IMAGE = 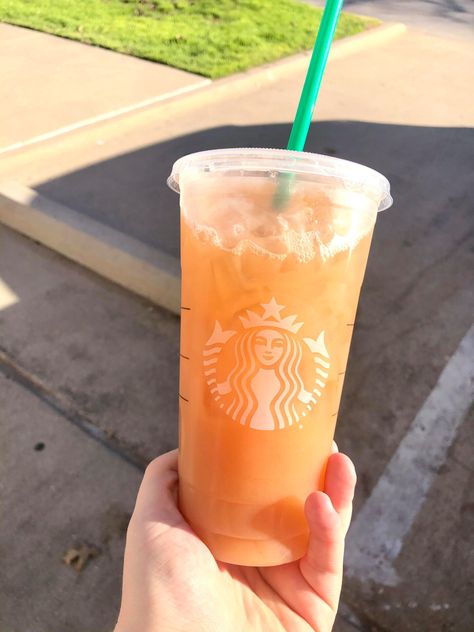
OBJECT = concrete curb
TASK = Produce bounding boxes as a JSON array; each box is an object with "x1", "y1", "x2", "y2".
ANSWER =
[
  {"x1": 149, "y1": 23, "x2": 407, "y2": 119},
  {"x1": 204, "y1": 22, "x2": 407, "y2": 95},
  {"x1": 0, "y1": 182, "x2": 181, "y2": 314}
]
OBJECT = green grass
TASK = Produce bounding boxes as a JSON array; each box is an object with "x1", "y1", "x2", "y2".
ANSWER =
[{"x1": 0, "y1": 0, "x2": 378, "y2": 78}]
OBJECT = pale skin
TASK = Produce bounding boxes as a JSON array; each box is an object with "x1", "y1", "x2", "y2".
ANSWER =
[{"x1": 115, "y1": 445, "x2": 356, "y2": 632}]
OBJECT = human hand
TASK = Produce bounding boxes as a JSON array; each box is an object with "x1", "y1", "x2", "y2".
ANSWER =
[{"x1": 115, "y1": 446, "x2": 356, "y2": 632}]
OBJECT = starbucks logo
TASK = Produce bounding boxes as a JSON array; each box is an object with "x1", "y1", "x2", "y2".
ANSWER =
[{"x1": 203, "y1": 298, "x2": 330, "y2": 431}]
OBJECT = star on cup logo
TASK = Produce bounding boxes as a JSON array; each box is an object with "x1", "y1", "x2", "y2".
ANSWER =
[{"x1": 203, "y1": 298, "x2": 330, "y2": 431}]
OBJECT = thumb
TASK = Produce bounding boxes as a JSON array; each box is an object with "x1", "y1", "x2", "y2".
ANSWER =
[{"x1": 299, "y1": 490, "x2": 345, "y2": 614}]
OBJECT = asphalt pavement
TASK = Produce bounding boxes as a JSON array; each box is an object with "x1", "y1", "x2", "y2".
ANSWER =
[
  {"x1": 307, "y1": 0, "x2": 474, "y2": 39},
  {"x1": 1, "y1": 16, "x2": 473, "y2": 632}
]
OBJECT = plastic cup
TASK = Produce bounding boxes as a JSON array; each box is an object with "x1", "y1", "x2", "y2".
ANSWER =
[{"x1": 168, "y1": 148, "x2": 392, "y2": 567}]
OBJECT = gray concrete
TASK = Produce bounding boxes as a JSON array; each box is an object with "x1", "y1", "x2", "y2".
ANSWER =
[
  {"x1": 0, "y1": 225, "x2": 179, "y2": 465},
  {"x1": 308, "y1": 0, "x2": 474, "y2": 39},
  {"x1": 0, "y1": 371, "x2": 141, "y2": 632},
  {"x1": 0, "y1": 23, "x2": 208, "y2": 152}
]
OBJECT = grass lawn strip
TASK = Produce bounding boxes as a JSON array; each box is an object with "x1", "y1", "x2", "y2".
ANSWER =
[{"x1": 0, "y1": 0, "x2": 378, "y2": 78}]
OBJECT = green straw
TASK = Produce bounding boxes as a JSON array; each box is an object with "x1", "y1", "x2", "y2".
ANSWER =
[{"x1": 273, "y1": 0, "x2": 344, "y2": 208}]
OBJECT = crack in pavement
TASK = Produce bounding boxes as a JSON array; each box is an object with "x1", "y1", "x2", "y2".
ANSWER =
[{"x1": 0, "y1": 346, "x2": 146, "y2": 472}]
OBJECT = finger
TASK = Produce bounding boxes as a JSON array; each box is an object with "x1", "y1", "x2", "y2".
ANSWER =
[
  {"x1": 324, "y1": 452, "x2": 356, "y2": 534},
  {"x1": 132, "y1": 449, "x2": 182, "y2": 525},
  {"x1": 261, "y1": 558, "x2": 336, "y2": 631},
  {"x1": 299, "y1": 491, "x2": 344, "y2": 613},
  {"x1": 240, "y1": 565, "x2": 318, "y2": 631}
]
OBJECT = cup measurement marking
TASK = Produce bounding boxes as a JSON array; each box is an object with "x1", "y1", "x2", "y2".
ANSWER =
[{"x1": 180, "y1": 305, "x2": 192, "y2": 401}]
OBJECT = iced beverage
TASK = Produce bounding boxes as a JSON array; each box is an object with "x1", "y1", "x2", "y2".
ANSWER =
[{"x1": 168, "y1": 149, "x2": 391, "y2": 566}]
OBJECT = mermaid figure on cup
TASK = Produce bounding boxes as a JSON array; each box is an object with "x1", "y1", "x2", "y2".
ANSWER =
[{"x1": 203, "y1": 298, "x2": 330, "y2": 430}]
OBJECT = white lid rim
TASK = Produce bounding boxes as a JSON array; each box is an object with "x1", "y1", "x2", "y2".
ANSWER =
[{"x1": 167, "y1": 148, "x2": 393, "y2": 211}]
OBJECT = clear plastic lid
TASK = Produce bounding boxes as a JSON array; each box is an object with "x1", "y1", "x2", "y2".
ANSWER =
[{"x1": 167, "y1": 148, "x2": 393, "y2": 211}]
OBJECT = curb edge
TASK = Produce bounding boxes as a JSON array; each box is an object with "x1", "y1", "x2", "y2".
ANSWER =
[{"x1": 0, "y1": 182, "x2": 181, "y2": 315}]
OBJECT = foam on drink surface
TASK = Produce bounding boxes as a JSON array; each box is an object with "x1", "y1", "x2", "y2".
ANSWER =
[{"x1": 181, "y1": 174, "x2": 378, "y2": 262}]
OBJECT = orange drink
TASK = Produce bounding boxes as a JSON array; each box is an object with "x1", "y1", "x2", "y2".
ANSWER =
[{"x1": 168, "y1": 149, "x2": 392, "y2": 566}]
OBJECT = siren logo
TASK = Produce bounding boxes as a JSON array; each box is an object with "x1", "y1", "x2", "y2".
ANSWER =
[{"x1": 203, "y1": 298, "x2": 330, "y2": 430}]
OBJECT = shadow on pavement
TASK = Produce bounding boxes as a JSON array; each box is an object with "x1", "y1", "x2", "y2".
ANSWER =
[{"x1": 36, "y1": 120, "x2": 473, "y2": 257}]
